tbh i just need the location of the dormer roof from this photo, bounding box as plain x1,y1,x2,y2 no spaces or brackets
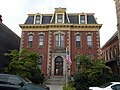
24,7,97,25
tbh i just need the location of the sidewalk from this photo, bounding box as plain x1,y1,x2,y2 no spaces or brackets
47,85,63,90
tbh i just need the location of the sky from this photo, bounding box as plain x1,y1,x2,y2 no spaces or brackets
0,0,117,47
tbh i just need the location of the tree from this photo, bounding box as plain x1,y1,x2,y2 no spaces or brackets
4,49,44,84
5,48,39,77
73,54,114,90
75,54,111,76
75,54,93,72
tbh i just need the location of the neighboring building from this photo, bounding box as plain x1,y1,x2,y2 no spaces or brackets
101,31,120,74
19,8,102,77
114,0,120,55
0,15,20,69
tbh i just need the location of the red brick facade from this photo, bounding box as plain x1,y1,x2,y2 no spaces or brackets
20,8,102,77
101,31,120,74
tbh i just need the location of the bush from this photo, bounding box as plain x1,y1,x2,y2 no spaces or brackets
74,72,90,90
73,72,120,90
28,69,44,84
63,81,76,90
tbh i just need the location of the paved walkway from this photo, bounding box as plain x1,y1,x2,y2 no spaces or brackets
47,85,63,90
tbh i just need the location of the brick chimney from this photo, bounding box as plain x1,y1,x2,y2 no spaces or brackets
0,15,2,23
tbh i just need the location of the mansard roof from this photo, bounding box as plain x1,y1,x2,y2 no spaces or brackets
24,8,97,25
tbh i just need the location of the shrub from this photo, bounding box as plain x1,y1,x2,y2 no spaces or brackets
28,69,44,84
74,72,90,90
63,81,76,90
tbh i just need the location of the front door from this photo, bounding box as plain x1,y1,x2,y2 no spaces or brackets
54,56,63,75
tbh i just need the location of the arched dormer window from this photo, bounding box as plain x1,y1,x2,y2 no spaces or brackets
35,15,41,24
57,14,63,23
80,15,85,24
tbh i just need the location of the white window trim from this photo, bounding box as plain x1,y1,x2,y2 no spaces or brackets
79,14,87,24
34,14,42,24
55,13,64,23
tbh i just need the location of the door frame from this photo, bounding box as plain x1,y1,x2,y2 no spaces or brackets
54,56,63,76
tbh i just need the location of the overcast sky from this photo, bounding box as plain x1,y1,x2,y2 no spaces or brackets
0,0,117,47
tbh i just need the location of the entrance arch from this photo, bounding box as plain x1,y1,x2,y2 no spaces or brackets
54,56,63,75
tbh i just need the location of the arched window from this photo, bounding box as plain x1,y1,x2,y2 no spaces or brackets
76,34,81,48
87,34,92,49
113,46,117,58
38,34,44,48
28,34,33,48
109,48,113,59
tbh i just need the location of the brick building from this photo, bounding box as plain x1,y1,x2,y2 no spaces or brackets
101,31,120,74
19,8,102,77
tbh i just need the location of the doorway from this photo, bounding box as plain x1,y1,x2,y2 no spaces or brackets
54,56,63,75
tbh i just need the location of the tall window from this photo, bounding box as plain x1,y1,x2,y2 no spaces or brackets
105,51,108,60
113,46,117,58
110,48,113,59
80,15,85,24
57,14,62,23
35,15,40,24
55,34,59,47
60,34,64,48
55,33,64,48
87,34,92,48
38,56,42,70
76,34,81,48
38,34,44,48
28,34,33,48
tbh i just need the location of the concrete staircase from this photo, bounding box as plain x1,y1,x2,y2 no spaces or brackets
45,76,66,85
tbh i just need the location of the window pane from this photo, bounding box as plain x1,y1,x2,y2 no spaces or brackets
36,15,40,24
80,15,85,24
76,34,80,48
57,14,62,23
28,35,33,41
87,35,92,41
55,34,59,47
87,34,92,48
38,34,44,48
28,34,33,48
28,41,33,48
60,34,64,48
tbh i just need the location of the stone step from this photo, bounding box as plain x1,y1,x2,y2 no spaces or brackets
46,76,66,85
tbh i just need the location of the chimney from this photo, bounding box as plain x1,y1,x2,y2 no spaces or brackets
0,15,2,23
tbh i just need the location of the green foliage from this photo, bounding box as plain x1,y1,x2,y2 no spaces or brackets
73,54,118,90
63,81,76,90
75,54,94,72
28,69,44,84
5,49,38,76
4,48,44,84
74,72,90,90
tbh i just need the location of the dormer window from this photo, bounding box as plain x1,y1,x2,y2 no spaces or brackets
80,15,85,24
57,14,62,23
35,15,40,24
